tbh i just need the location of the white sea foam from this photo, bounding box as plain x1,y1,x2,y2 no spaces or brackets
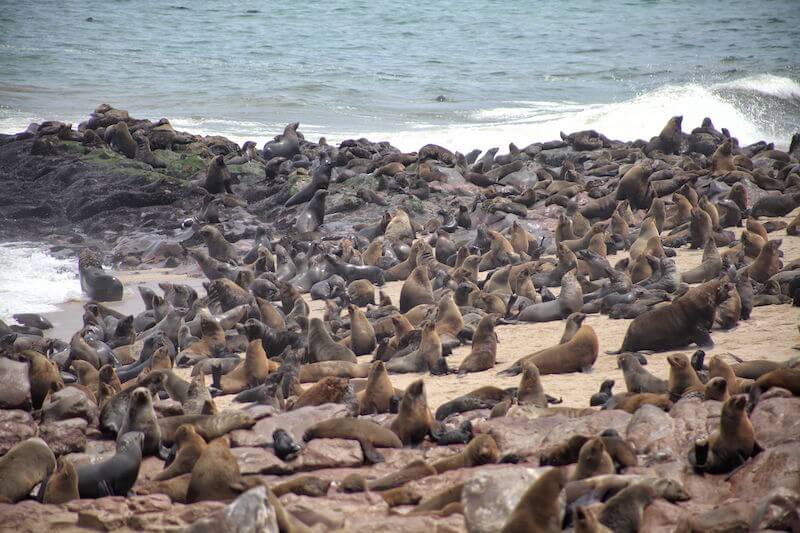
0,243,81,321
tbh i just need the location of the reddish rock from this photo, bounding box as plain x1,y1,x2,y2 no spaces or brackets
750,397,800,448
232,438,363,475
186,486,278,533
41,386,99,426
462,465,543,533
281,491,388,530
626,404,679,456
729,442,800,498
38,418,87,455
0,409,37,454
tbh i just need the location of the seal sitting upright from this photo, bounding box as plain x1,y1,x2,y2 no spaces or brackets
79,249,123,301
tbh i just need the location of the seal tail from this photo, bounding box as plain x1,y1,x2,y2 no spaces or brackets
497,362,522,377
358,438,385,465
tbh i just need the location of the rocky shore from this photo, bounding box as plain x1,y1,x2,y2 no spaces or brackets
1,105,799,532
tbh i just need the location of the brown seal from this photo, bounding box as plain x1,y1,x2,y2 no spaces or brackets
681,238,722,284
574,505,612,533
571,438,614,481
500,467,567,533
358,361,396,415
400,266,434,313
597,483,656,533
346,304,376,356
42,456,79,504
704,377,730,401
347,279,376,306
0,438,56,503
667,353,704,400
618,353,667,394
304,418,402,464
21,350,63,409
186,436,241,503
605,392,673,414
298,361,371,382
384,208,416,243
154,424,207,481
615,161,654,210
118,387,162,456
105,121,137,159
458,315,497,373
390,379,434,445
288,376,355,411
430,434,499,474
689,395,760,474
217,324,272,394
158,412,255,446
307,317,358,363
750,368,800,401
509,324,598,375
610,279,732,353
198,225,238,264
435,294,464,339
517,362,547,407
202,154,234,195
689,207,713,249
711,138,735,175
747,238,782,283
518,269,583,322
386,321,442,374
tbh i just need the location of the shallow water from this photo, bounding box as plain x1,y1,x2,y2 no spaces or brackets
1,0,798,150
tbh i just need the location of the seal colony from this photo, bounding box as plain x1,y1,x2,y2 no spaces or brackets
1,106,800,531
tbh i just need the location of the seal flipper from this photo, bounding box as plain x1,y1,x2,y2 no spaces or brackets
546,394,563,405
693,327,714,348
358,438,385,465
157,443,172,462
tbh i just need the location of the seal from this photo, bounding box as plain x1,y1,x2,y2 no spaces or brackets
202,155,234,195
42,456,79,504
288,376,355,411
154,424,207,481
704,377,730,401
272,429,302,461
105,120,137,159
435,294,464,339
574,506,611,533
76,431,143,498
749,367,800,404
682,238,722,284
505,324,598,375
78,249,123,301
571,438,615,480
590,379,615,407
500,467,567,533
118,387,163,457
0,437,56,503
603,392,673,413
358,361,397,415
400,266,434,313
24,349,63,409
390,379,434,445
262,122,300,160
618,353,667,394
458,314,497,373
610,279,732,353
517,362,547,407
347,304,377,356
157,412,256,446
435,386,510,420
348,279,376,306
597,483,656,533
307,317,358,363
517,270,583,322
214,319,272,394
304,417,403,464
296,189,327,233
186,436,242,503
386,321,442,374
198,225,238,264
689,394,761,474
747,238,782,283
667,352,704,400
285,152,332,207
323,254,385,285
430,434,499,473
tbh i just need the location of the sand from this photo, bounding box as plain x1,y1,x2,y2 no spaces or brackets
42,209,800,412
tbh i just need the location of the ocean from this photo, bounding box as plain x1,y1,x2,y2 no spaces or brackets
0,0,799,320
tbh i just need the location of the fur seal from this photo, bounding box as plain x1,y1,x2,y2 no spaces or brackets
307,318,357,363
500,467,567,533
400,266,434,313
517,362,547,407
682,238,722,284
118,387,163,457
78,249,123,301
198,225,238,264
747,238,782,283
154,424,207,481
430,434,499,473
347,304,376,356
214,320,272,393
76,431,143,498
597,483,655,533
358,361,396,414
507,324,598,375
610,279,732,353
42,456,79,504
157,412,255,446
667,352,704,400
202,155,234,195
458,314,497,373
296,189,327,233
689,395,760,474
390,379,434,445
590,379,615,407
105,120,137,158
386,321,442,374
304,418,402,464
518,270,583,322
288,376,355,411
571,438,615,480
262,122,300,160
272,429,302,461
618,353,667,394
186,436,241,503
0,438,56,503
704,377,730,401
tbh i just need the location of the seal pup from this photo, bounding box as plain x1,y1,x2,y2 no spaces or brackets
273,429,302,461
517,362,548,407
76,432,143,498
0,438,56,503
458,314,497,373
590,379,615,406
689,395,761,475
346,304,377,356
571,438,615,480
618,353,667,394
597,483,656,533
500,467,567,533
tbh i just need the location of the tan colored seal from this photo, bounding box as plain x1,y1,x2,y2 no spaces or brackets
517,362,547,407
667,352,703,399
390,379,434,445
690,395,759,474
431,434,499,474
500,467,567,533
358,361,396,414
307,317,358,363
154,424,208,481
346,304,376,356
186,436,241,503
458,315,497,373
400,266,434,313
571,438,614,481
513,325,598,375
42,456,79,504
0,438,56,503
